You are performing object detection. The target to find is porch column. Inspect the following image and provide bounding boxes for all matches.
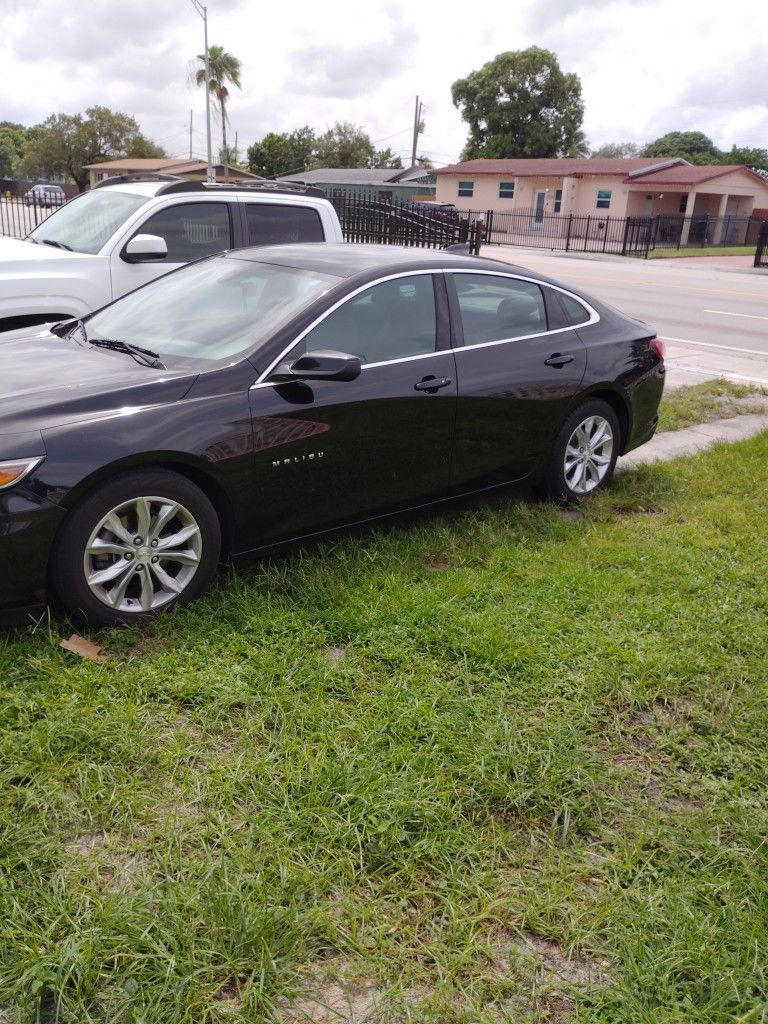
[679,192,697,245]
[714,193,729,243]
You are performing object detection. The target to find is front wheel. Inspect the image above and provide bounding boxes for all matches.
[51,469,221,625]
[542,399,620,503]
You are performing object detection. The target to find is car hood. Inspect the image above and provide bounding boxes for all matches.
[0,235,91,265]
[0,330,195,431]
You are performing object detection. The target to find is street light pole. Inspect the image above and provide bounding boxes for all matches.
[190,0,214,183]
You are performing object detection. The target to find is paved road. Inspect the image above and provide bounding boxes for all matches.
[482,245,768,386]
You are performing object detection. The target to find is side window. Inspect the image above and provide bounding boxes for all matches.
[453,274,547,345]
[136,202,231,262]
[245,204,324,245]
[558,291,591,326]
[297,275,437,366]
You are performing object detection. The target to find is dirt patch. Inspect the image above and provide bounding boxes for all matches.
[279,960,386,1023]
[513,931,612,988]
[64,831,147,893]
[611,504,664,518]
[424,555,450,572]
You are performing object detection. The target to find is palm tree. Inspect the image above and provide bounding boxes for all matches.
[195,45,242,181]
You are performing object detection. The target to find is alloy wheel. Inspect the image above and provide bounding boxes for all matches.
[83,495,203,613]
[564,414,614,495]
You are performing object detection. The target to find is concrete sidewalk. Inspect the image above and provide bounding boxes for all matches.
[619,411,768,468]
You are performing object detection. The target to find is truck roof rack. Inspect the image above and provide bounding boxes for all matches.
[93,173,183,189]
[93,173,325,200]
[155,180,326,199]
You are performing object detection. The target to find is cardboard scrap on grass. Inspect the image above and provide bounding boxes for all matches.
[60,634,108,663]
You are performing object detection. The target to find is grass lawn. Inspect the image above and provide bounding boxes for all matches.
[658,377,768,431]
[2,435,768,1023]
[646,245,755,259]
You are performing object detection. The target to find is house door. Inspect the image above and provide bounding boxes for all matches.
[532,191,547,231]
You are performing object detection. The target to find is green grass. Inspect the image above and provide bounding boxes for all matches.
[3,436,768,1023]
[647,245,755,259]
[659,377,768,431]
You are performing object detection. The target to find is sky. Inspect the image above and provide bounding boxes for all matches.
[1,0,766,167]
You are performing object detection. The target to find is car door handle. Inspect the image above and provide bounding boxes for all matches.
[544,353,575,367]
[414,376,452,392]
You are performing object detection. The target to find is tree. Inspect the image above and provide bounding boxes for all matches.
[312,122,377,168]
[590,141,643,159]
[372,147,403,169]
[0,136,16,178]
[195,45,242,181]
[642,131,722,165]
[247,127,316,178]
[451,48,587,160]
[722,145,768,171]
[20,107,165,191]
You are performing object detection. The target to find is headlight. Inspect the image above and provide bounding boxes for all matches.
[0,457,44,490]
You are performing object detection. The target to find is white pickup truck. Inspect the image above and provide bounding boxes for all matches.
[0,175,345,332]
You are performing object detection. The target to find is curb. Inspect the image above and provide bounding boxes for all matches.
[618,412,768,469]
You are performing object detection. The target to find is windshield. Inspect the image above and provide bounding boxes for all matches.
[84,255,341,367]
[28,189,149,254]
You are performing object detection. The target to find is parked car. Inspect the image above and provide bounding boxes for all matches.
[410,200,460,225]
[0,174,344,333]
[22,184,67,208]
[0,244,664,624]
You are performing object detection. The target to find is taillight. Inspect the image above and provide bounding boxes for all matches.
[650,337,665,361]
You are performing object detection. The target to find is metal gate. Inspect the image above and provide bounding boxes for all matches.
[755,221,768,268]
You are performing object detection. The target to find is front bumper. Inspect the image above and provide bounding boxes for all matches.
[0,486,66,623]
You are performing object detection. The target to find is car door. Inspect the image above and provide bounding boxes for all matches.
[109,200,234,300]
[243,271,457,546]
[447,270,588,492]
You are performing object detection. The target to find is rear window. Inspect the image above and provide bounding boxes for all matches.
[558,292,591,326]
[245,204,324,245]
[453,273,547,344]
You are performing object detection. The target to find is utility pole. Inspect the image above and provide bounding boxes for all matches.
[190,0,214,182]
[411,95,423,167]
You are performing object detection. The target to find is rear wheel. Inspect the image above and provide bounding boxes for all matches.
[542,399,620,503]
[51,469,221,625]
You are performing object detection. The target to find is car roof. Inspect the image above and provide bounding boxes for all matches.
[227,243,534,280]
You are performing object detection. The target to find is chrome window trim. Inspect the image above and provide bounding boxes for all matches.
[249,267,600,390]
[251,269,443,388]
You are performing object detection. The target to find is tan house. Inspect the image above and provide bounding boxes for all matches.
[435,158,768,242]
[83,158,264,190]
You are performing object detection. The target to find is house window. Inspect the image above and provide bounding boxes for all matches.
[679,193,689,214]
[554,188,563,213]
[596,189,612,210]
[458,180,474,198]
[499,181,515,199]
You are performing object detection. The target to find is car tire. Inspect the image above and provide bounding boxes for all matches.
[542,399,620,503]
[51,469,221,625]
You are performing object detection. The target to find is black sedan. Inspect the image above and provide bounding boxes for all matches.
[0,244,664,624]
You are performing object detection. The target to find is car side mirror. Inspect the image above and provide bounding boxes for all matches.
[272,349,362,383]
[122,234,169,263]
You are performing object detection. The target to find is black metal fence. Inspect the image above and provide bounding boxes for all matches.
[330,193,490,255]
[0,192,68,239]
[453,207,765,259]
[755,221,768,268]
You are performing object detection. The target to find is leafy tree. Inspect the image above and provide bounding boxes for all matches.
[416,154,434,169]
[312,121,377,168]
[722,145,768,171]
[195,45,242,180]
[642,131,722,165]
[247,127,316,178]
[20,107,165,191]
[590,141,643,159]
[0,122,34,178]
[451,47,587,159]
[0,136,17,178]
[372,147,403,169]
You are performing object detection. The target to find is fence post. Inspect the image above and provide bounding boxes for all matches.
[565,214,573,252]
